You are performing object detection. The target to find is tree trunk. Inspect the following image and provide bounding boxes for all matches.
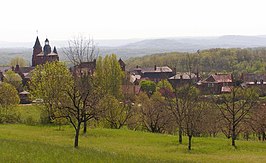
[232,125,236,147]
[188,135,192,150]
[178,127,183,144]
[74,123,81,148]
[83,120,87,134]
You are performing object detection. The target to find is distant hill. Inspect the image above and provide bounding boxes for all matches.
[1,35,266,65]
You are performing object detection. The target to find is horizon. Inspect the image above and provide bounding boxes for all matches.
[1,34,266,49]
[1,0,266,42]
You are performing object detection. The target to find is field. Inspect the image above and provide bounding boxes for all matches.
[0,105,265,162]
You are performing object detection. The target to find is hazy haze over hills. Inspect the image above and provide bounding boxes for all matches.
[1,35,266,65]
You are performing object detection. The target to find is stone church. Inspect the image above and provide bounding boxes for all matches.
[32,37,59,66]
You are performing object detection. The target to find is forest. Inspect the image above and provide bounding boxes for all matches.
[126,48,266,75]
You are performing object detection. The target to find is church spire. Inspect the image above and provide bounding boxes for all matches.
[53,46,58,54]
[33,36,42,48]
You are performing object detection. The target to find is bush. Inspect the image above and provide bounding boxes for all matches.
[0,113,21,124]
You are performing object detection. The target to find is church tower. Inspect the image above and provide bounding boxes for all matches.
[32,36,42,67]
[43,38,52,55]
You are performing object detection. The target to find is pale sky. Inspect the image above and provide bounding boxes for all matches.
[1,0,266,42]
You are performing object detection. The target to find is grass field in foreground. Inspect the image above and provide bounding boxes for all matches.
[0,124,265,163]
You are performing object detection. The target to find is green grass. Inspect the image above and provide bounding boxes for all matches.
[0,105,265,162]
[0,124,265,163]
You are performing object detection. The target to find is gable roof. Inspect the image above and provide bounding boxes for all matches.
[169,72,197,80]
[118,58,125,66]
[141,66,172,73]
[0,66,11,72]
[241,73,266,82]
[204,74,232,83]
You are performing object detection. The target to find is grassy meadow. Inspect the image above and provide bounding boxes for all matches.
[0,105,265,162]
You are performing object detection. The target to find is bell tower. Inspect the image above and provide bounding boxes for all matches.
[32,36,42,67]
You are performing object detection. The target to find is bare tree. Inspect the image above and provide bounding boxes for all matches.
[215,87,258,147]
[63,36,100,135]
[64,35,98,65]
[250,102,266,141]
[178,85,201,150]
[137,92,173,133]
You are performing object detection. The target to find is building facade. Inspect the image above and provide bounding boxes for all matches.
[32,37,59,67]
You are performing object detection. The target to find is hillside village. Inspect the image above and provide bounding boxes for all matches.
[1,37,266,104]
[0,36,265,160]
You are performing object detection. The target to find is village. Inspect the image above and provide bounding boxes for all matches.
[1,36,266,104]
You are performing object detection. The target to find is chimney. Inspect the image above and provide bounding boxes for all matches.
[15,64,20,72]
[0,71,3,81]
[154,65,157,71]
[173,67,176,75]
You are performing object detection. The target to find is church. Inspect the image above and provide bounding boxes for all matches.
[32,37,59,67]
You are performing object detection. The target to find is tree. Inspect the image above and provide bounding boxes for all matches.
[63,35,100,134]
[140,80,156,96]
[0,82,20,114]
[0,82,20,123]
[99,94,134,129]
[10,56,27,67]
[199,102,221,137]
[136,92,173,133]
[250,102,266,141]
[165,86,185,144]
[178,85,201,150]
[95,54,124,98]
[3,70,23,91]
[63,35,98,66]
[215,87,259,147]
[156,79,173,91]
[30,61,72,122]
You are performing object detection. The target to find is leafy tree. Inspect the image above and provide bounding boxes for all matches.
[99,94,134,129]
[0,82,20,114]
[30,61,72,122]
[140,80,156,96]
[95,54,124,98]
[3,70,23,91]
[156,79,173,91]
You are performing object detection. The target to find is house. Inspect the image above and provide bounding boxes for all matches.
[241,73,266,96]
[130,65,175,83]
[197,73,233,94]
[168,72,198,88]
[32,37,59,67]
[70,58,126,76]
[70,59,97,76]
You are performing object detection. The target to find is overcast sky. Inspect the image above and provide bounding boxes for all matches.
[1,0,266,42]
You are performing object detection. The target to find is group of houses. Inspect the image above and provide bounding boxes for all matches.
[1,36,266,103]
[128,65,266,95]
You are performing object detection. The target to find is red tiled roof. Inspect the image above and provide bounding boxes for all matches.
[204,74,232,83]
[212,74,232,83]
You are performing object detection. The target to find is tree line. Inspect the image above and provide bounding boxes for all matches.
[126,48,266,75]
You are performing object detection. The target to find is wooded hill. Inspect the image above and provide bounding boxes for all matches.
[125,48,266,74]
